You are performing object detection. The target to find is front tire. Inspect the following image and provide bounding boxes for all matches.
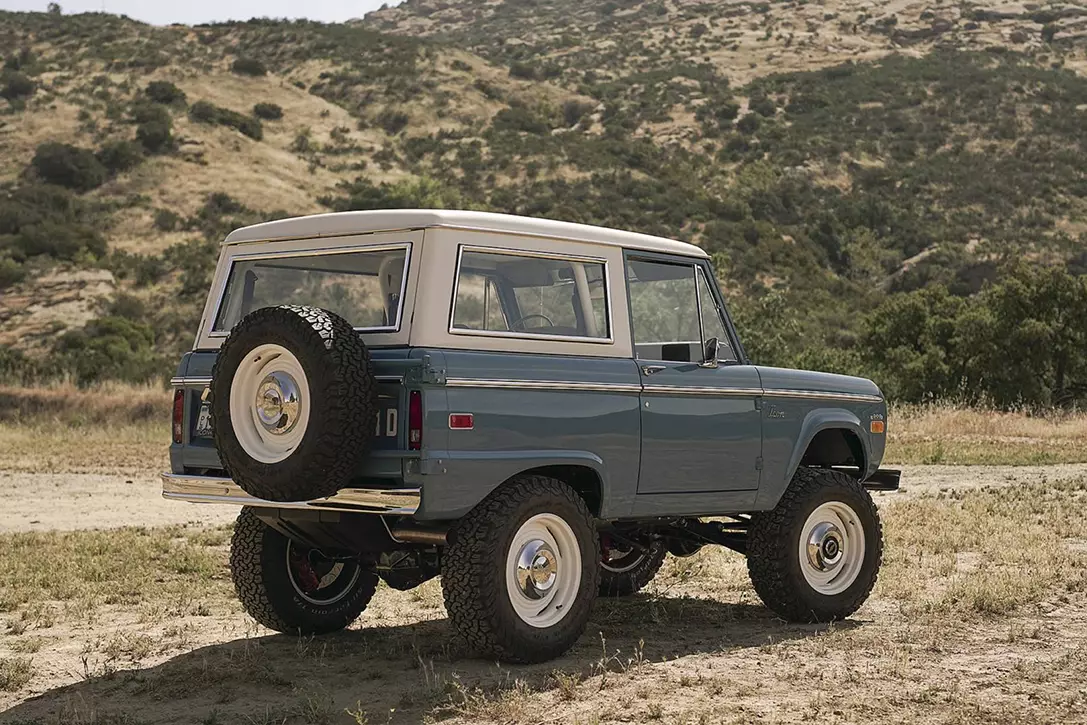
[441,476,600,663]
[746,467,882,623]
[230,508,378,634]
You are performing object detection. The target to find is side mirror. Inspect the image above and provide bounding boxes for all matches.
[700,337,720,369]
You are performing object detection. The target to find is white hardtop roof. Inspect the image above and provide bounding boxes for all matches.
[223,209,708,259]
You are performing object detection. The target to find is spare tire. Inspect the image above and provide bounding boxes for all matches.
[210,305,378,502]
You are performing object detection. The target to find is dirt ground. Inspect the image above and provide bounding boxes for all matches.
[1,461,1085,724]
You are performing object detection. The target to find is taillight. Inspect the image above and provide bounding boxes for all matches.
[172,389,185,444]
[408,390,423,450]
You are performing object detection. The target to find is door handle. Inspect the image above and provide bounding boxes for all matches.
[641,365,667,376]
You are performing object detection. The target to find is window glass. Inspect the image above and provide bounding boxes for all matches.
[451,273,508,331]
[696,268,738,362]
[627,260,701,361]
[214,247,408,332]
[452,250,609,339]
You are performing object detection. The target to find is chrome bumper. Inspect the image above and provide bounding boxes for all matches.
[161,474,420,515]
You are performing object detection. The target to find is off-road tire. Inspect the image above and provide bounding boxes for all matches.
[230,508,378,634]
[599,540,666,597]
[211,305,377,502]
[747,467,882,622]
[441,476,600,663]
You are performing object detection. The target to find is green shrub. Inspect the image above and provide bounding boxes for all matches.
[1,70,35,101]
[30,143,108,191]
[450,59,472,72]
[144,80,186,105]
[736,113,760,134]
[492,105,551,134]
[129,102,171,125]
[136,119,174,152]
[253,102,283,120]
[231,57,267,76]
[153,208,181,231]
[189,100,263,140]
[96,140,144,173]
[0,256,25,289]
[509,62,538,80]
[562,99,594,127]
[376,109,409,135]
[54,316,160,385]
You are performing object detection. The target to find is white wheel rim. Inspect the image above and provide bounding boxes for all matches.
[799,501,865,596]
[505,513,582,629]
[229,343,310,464]
[600,544,646,574]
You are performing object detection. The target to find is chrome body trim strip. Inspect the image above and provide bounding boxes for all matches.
[170,376,213,387]
[762,389,884,403]
[161,474,420,515]
[642,385,763,397]
[443,377,883,403]
[445,378,642,394]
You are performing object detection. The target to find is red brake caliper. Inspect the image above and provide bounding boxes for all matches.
[290,551,320,593]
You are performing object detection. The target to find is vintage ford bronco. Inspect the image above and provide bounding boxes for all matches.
[165,209,898,663]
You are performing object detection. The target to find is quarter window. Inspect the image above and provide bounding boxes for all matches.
[697,268,738,362]
[451,249,609,340]
[214,247,409,332]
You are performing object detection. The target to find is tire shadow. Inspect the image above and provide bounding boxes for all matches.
[1,595,858,725]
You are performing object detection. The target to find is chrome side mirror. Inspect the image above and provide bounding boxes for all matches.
[700,337,720,369]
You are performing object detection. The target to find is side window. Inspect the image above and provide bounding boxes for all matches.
[450,272,507,331]
[627,259,701,362]
[451,249,610,340]
[696,267,738,362]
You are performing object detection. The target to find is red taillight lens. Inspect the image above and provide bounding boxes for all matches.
[449,413,474,430]
[172,389,185,444]
[408,391,423,450]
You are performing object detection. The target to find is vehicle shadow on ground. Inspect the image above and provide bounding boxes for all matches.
[2,595,857,724]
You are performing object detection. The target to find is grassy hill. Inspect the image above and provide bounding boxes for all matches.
[2,3,1087,404]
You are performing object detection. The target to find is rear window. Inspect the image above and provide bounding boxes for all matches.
[213,246,409,333]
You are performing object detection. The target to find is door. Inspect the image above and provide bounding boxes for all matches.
[627,255,763,494]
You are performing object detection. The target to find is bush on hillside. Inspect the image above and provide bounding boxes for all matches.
[30,143,108,191]
[231,57,267,76]
[376,109,409,135]
[53,316,160,385]
[96,140,144,173]
[1,70,35,101]
[144,80,186,105]
[253,102,283,120]
[189,100,263,140]
[136,119,174,153]
[129,102,171,125]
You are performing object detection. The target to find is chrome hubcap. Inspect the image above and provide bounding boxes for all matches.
[255,371,301,435]
[516,539,558,599]
[806,521,844,572]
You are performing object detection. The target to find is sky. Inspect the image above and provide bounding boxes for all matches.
[0,0,402,25]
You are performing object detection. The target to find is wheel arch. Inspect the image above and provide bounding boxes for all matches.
[505,463,604,517]
[757,409,870,510]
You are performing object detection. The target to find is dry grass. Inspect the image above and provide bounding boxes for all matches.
[0,383,170,425]
[0,478,1085,722]
[886,403,1087,465]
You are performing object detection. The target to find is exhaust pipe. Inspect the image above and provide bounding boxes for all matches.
[388,525,448,546]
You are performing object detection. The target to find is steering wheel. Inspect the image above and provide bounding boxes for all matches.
[510,313,555,331]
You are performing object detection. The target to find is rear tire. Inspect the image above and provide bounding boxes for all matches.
[599,538,666,597]
[441,476,600,663]
[230,508,378,634]
[747,467,882,623]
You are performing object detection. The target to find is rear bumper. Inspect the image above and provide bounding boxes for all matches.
[161,474,420,515]
[862,468,901,492]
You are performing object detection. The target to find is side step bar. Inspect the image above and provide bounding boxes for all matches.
[161,474,420,515]
[863,468,901,492]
